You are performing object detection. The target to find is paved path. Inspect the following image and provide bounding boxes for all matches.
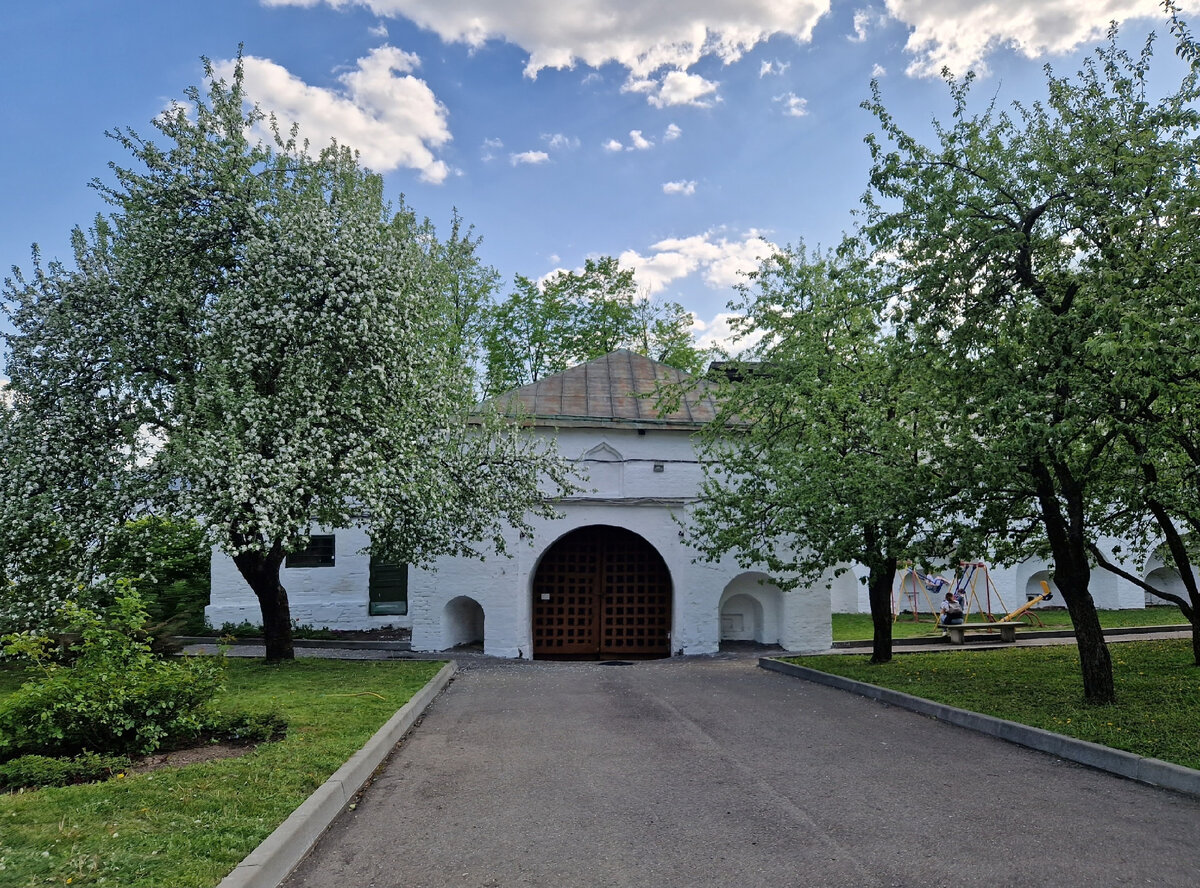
[283,655,1199,888]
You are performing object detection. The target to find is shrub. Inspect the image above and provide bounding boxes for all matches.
[0,588,225,759]
[0,751,131,791]
[208,710,289,744]
[102,517,212,635]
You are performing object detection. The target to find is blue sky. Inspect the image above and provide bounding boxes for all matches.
[0,1,1188,355]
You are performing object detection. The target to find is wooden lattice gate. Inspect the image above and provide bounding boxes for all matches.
[531,526,672,658]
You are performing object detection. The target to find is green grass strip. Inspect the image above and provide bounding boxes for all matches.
[790,639,1200,770]
[0,658,444,887]
[832,606,1188,642]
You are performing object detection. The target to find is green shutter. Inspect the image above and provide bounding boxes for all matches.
[368,556,408,616]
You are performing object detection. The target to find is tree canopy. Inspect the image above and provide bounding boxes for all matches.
[0,58,573,660]
[481,256,707,395]
[861,27,1200,698]
[685,242,946,663]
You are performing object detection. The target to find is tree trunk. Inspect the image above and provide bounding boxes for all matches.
[232,545,294,663]
[1033,465,1114,703]
[867,556,899,664]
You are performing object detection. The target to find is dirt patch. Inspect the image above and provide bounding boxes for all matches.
[128,741,259,775]
[323,627,410,642]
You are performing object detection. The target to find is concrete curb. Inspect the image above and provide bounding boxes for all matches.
[759,657,1200,799]
[176,636,412,652]
[217,660,458,888]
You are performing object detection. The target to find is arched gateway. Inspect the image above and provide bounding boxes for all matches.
[531,525,672,658]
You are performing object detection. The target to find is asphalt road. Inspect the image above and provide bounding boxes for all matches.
[283,654,1200,888]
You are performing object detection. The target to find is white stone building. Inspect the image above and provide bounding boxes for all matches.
[207,351,834,658]
[208,351,1189,653]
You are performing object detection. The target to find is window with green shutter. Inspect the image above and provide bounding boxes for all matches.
[368,555,408,615]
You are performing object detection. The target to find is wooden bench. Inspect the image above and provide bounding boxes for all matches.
[944,622,1017,644]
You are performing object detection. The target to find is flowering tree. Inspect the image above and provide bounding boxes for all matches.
[1,59,573,660]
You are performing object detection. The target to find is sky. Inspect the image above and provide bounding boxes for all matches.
[0,1,1192,359]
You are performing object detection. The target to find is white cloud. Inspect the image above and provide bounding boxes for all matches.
[510,150,550,165]
[602,138,624,152]
[628,129,653,150]
[268,0,1173,87]
[618,229,777,295]
[884,0,1165,77]
[775,92,809,117]
[872,62,887,78]
[662,180,696,195]
[850,8,888,42]
[543,132,580,150]
[691,311,765,355]
[212,46,451,182]
[480,136,503,161]
[664,123,682,141]
[759,59,791,77]
[369,21,389,37]
[648,70,720,108]
[265,1,832,78]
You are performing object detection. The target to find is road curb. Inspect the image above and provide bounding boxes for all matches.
[759,657,1200,799]
[175,636,412,652]
[216,660,458,888]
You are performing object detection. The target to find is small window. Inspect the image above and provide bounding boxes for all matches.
[285,534,336,568]
[369,556,408,616]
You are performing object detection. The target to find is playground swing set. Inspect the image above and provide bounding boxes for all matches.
[894,561,1054,642]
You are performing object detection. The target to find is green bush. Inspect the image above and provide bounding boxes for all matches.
[0,751,131,790]
[208,710,289,744]
[0,588,225,759]
[102,517,212,635]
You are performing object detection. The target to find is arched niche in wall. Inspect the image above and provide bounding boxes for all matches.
[579,441,623,497]
[442,596,485,650]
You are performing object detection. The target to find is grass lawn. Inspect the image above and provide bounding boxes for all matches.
[0,657,444,887]
[791,639,1200,769]
[832,605,1189,642]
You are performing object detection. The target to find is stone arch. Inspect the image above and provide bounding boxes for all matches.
[1024,570,1059,605]
[719,573,783,645]
[1143,540,1198,607]
[828,566,865,614]
[442,595,485,650]
[530,524,672,658]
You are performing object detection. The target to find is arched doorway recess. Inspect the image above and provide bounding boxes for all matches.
[531,525,672,658]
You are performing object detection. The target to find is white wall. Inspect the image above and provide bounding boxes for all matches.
[206,524,414,631]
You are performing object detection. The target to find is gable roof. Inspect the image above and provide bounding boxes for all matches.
[490,350,718,430]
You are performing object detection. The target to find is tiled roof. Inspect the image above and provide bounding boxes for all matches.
[490,350,718,429]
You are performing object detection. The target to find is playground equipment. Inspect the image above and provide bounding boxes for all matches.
[894,561,1052,626]
[1000,580,1054,624]
[893,564,953,622]
[943,580,1054,644]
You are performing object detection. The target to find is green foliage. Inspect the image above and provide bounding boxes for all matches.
[205,709,289,744]
[102,517,211,634]
[0,658,442,887]
[0,590,225,759]
[683,240,946,661]
[481,255,707,394]
[0,751,131,791]
[858,25,1200,695]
